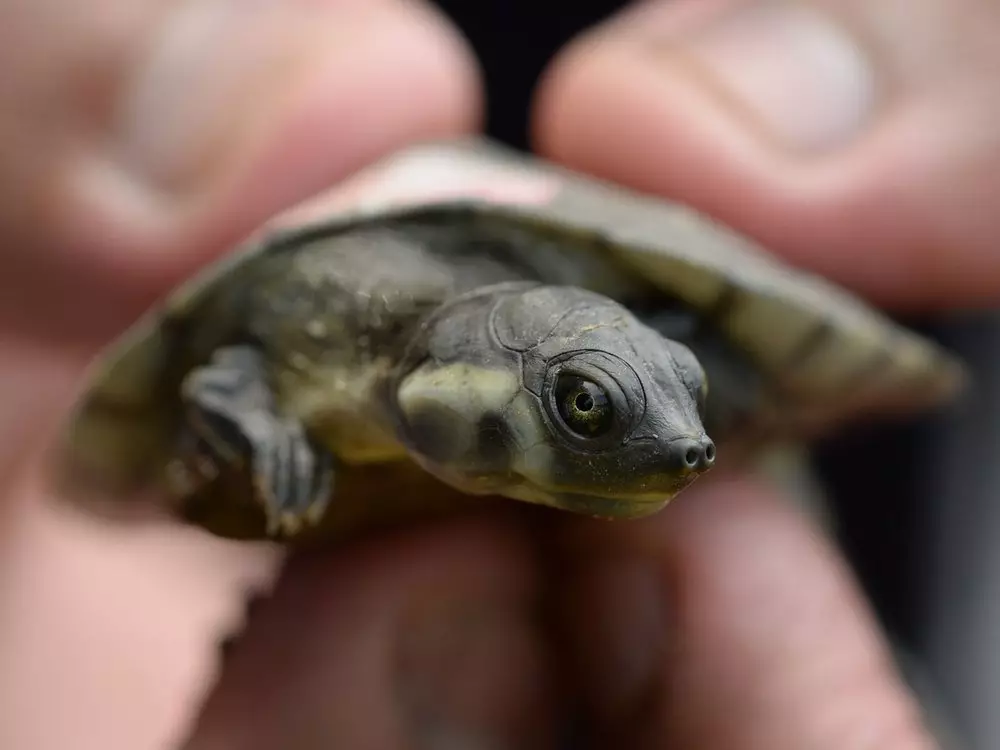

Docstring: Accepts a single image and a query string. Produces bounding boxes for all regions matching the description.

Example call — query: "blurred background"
[429,1,1000,748]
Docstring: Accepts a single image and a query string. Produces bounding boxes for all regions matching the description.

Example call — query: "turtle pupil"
[555,375,614,438]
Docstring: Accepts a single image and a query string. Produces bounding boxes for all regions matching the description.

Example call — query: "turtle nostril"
[703,439,716,465]
[675,436,716,471]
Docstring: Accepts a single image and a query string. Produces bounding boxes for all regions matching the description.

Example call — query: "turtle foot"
[178,344,335,538]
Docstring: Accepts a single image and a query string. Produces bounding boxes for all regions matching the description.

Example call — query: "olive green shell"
[56,137,963,529]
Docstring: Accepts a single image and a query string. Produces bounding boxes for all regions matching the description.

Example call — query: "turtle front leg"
[174,344,334,537]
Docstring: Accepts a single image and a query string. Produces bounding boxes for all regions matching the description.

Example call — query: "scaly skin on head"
[389,282,716,518]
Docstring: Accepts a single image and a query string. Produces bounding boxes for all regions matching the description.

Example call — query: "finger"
[0,3,481,749]
[2,0,480,350]
[1,0,481,456]
[554,477,939,749]
[184,516,563,750]
[533,0,1000,309]
[0,481,284,750]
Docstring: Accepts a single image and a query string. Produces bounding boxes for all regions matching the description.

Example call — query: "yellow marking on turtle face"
[500,482,674,519]
[500,391,549,457]
[514,439,556,491]
[396,363,522,456]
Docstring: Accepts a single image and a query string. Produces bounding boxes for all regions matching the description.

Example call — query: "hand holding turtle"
[0,2,478,748]
[530,1,1000,747]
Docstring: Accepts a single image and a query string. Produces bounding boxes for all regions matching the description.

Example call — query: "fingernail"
[114,0,344,192]
[670,3,876,153]
[395,595,559,750]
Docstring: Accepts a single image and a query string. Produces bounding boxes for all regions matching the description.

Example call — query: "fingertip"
[10,0,484,434]
[191,0,485,243]
[534,25,901,307]
[533,0,1000,310]
[48,0,484,326]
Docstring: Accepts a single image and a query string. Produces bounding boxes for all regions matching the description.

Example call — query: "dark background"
[429,1,997,745]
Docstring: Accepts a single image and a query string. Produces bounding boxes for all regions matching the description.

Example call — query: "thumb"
[533,0,1000,309]
[0,3,479,749]
[1,0,481,462]
[4,0,480,336]
[554,478,942,750]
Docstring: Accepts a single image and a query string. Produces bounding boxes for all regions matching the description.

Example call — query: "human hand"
[528,1,995,746]
[0,2,478,748]
[3,0,997,748]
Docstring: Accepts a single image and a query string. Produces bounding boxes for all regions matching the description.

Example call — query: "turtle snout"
[671,435,716,472]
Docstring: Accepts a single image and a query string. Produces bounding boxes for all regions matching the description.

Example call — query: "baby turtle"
[56,138,963,543]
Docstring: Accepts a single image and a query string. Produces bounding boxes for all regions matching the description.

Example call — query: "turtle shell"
[56,137,964,513]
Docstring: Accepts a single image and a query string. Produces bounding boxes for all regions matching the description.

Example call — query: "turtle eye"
[554,375,614,437]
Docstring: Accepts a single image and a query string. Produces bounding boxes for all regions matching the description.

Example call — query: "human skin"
[1,0,998,748]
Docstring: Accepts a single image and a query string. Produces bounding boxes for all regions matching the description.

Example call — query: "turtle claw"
[254,426,334,538]
[180,345,336,538]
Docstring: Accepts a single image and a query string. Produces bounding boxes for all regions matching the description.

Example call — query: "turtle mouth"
[418,460,701,520]
[551,492,677,519]
[502,480,698,520]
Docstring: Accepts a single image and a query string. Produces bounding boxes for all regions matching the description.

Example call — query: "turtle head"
[392,284,715,518]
